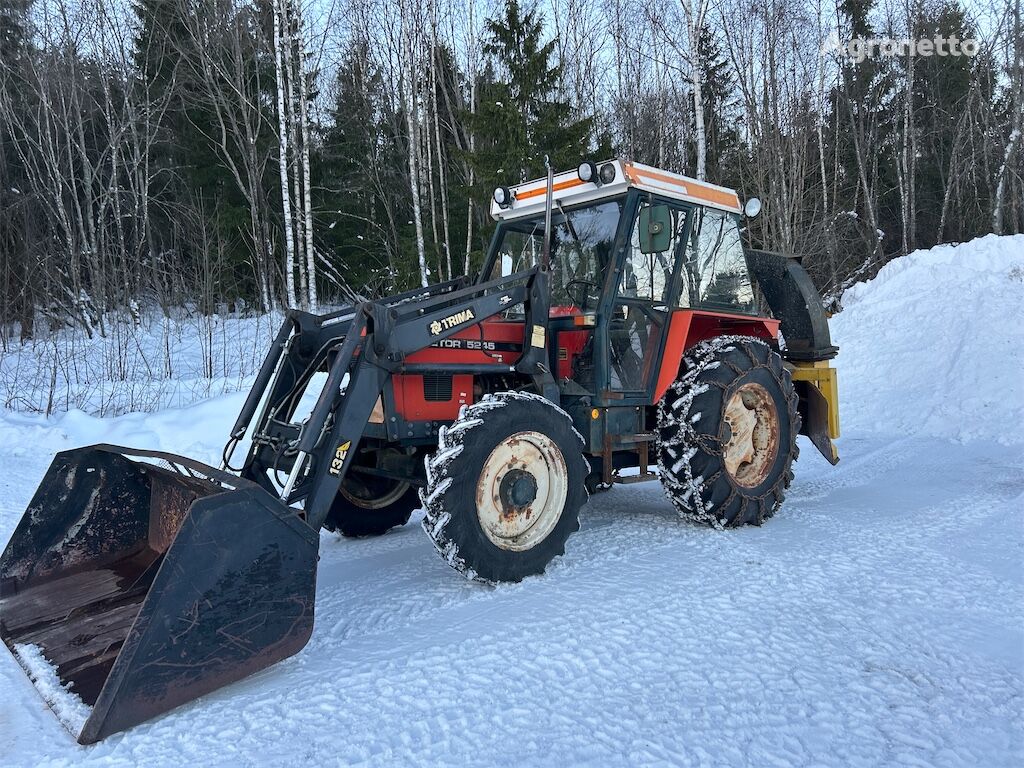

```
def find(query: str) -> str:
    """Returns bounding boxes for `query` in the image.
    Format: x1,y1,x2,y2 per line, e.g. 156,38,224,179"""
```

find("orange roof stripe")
515,177,586,201
684,181,741,211
623,162,741,212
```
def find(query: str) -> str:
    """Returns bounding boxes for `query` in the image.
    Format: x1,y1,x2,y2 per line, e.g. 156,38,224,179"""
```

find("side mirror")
639,205,672,253
744,198,762,218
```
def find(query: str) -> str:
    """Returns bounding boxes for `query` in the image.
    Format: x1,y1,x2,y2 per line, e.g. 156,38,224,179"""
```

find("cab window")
620,201,690,306
487,200,622,312
682,208,756,313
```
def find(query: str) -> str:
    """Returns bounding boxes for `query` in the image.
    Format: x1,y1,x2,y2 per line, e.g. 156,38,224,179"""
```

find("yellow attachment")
790,361,840,439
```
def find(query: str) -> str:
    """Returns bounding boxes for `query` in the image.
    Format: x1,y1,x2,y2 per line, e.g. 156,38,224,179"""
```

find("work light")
578,161,599,183
493,186,513,208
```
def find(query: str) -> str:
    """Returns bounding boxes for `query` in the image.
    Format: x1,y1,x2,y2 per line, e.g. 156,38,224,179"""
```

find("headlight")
598,163,617,184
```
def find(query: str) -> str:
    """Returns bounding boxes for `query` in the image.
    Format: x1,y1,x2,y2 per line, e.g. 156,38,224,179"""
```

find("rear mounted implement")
0,445,317,744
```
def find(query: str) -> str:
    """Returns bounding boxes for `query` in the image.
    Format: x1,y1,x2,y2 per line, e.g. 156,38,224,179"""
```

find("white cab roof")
489,160,743,221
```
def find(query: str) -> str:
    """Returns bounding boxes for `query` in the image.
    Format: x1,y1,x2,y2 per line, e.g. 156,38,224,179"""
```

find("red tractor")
0,160,839,742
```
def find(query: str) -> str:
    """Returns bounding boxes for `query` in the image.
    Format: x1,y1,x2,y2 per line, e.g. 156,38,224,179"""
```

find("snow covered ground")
0,235,1021,766
0,308,283,417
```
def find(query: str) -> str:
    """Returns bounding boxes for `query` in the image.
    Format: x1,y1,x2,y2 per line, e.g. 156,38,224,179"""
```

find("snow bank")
0,389,246,470
832,234,1024,444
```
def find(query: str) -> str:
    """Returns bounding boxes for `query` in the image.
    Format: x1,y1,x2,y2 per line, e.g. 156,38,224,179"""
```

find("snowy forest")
0,0,1020,413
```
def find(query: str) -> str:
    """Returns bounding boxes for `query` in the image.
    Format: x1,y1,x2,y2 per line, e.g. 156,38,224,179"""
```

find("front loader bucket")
0,445,318,744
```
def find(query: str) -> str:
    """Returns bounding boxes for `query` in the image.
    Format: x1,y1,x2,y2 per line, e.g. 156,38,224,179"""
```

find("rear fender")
653,310,780,402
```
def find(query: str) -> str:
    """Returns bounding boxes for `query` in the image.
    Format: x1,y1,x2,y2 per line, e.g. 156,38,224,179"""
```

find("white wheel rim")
476,431,568,552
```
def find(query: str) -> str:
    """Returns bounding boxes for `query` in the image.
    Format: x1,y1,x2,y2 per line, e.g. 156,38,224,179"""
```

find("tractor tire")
657,335,800,528
421,391,588,584
323,472,419,538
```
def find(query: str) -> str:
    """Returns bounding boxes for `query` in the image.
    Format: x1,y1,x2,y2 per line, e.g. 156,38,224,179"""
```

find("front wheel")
657,336,800,527
421,392,588,583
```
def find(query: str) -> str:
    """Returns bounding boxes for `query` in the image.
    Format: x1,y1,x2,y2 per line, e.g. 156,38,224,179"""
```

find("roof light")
598,163,617,184
493,186,513,208
577,161,599,183
744,197,762,218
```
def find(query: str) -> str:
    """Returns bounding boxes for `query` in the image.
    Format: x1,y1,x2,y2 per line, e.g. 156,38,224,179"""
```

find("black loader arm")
231,267,552,530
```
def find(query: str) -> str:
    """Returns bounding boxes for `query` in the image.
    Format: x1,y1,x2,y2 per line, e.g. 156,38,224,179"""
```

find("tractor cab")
481,160,769,410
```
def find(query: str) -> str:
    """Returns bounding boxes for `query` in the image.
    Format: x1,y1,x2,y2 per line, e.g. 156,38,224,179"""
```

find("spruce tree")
469,0,592,192
133,0,278,302
0,0,33,336
910,1,991,244
317,39,397,293
694,24,738,185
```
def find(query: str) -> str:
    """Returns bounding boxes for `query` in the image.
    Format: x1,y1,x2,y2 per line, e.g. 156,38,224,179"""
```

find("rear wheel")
421,391,588,583
323,453,419,537
657,336,800,527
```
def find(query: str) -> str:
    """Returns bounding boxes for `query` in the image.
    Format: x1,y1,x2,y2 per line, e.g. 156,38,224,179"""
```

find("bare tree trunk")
899,1,918,254
272,0,298,307
684,0,710,180
463,0,478,276
994,0,1023,234
280,0,307,306
402,6,429,287
293,4,317,311
428,7,453,282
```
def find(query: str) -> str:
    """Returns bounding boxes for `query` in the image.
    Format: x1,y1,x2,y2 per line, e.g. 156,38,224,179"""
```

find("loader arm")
233,266,552,530
226,274,472,448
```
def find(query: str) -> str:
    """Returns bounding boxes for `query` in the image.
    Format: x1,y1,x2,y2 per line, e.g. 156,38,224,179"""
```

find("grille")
422,374,453,402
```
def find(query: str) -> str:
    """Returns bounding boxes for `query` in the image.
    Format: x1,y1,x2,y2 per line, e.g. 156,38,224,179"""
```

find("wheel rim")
340,471,410,510
722,382,781,488
477,431,568,552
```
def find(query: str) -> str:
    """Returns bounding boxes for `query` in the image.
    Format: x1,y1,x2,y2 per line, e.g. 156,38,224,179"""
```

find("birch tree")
646,0,711,179
993,0,1023,234
272,0,299,307
400,0,430,287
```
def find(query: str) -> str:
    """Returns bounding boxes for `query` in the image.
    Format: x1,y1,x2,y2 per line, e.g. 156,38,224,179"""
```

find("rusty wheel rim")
340,475,410,510
722,383,780,488
477,431,568,552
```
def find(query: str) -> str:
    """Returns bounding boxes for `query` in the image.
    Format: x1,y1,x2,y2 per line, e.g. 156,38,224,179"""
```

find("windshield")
486,199,623,311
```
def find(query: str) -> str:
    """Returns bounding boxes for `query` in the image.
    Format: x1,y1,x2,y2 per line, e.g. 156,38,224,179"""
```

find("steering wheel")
565,278,600,309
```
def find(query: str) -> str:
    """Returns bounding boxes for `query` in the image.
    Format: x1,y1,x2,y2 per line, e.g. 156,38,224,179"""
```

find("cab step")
601,432,659,485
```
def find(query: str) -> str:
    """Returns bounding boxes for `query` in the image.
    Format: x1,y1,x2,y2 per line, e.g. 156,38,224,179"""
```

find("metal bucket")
0,445,318,744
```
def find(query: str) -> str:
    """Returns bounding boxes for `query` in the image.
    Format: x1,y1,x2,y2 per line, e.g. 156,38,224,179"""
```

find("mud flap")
0,445,318,744
800,382,839,465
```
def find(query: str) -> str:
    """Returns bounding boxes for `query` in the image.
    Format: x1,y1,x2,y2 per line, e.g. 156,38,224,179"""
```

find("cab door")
602,197,694,399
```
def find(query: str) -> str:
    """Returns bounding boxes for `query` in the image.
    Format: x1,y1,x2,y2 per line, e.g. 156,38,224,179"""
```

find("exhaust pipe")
0,445,318,744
